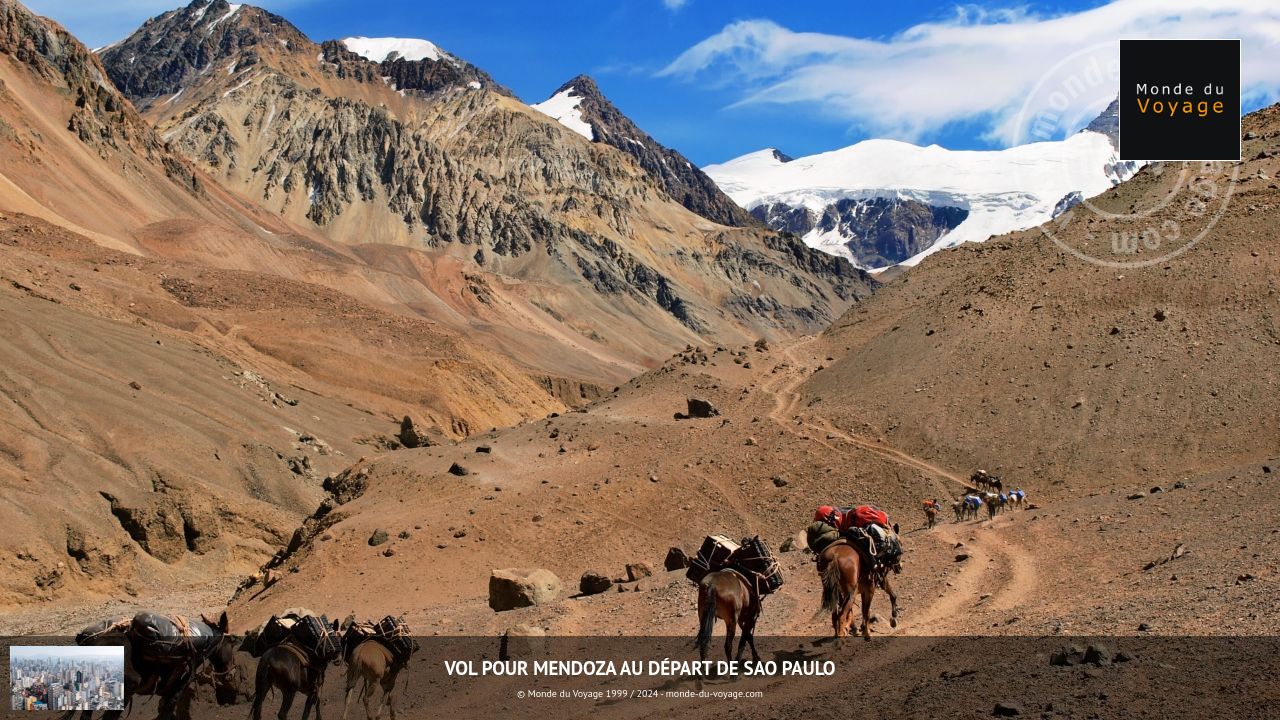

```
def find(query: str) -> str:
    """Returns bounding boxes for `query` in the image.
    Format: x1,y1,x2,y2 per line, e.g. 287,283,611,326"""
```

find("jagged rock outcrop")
1084,98,1120,147
319,39,508,98
750,202,816,236
101,1,507,110
99,0,310,107
0,0,201,187
751,197,968,269
533,75,756,227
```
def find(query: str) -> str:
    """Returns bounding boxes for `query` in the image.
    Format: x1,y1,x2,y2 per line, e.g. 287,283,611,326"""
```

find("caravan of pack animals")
55,474,1033,719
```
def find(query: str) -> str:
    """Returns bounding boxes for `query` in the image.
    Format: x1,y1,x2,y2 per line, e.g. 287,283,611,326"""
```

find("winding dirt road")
759,337,1038,638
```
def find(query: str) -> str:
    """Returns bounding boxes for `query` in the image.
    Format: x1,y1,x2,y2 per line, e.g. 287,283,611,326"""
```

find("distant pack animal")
983,492,1001,519
1009,489,1027,509
971,470,1004,492
923,500,939,529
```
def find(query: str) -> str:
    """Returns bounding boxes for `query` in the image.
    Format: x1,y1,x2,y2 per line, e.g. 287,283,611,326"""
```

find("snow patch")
530,87,594,140
342,36,444,63
206,3,242,34
467,81,481,90
705,132,1142,269
222,77,252,98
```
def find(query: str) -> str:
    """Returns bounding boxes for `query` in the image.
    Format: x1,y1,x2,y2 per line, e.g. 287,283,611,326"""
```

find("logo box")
1119,39,1240,161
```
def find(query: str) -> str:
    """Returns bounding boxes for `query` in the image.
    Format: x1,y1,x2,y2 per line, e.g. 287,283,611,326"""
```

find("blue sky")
24,0,1280,165
11,645,123,660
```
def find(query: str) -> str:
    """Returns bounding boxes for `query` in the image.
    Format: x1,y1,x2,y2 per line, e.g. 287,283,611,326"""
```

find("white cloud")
663,0,688,11
661,0,1280,146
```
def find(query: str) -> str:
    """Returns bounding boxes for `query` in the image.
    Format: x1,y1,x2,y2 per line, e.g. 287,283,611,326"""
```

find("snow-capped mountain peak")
530,84,594,140
341,36,445,63
704,103,1138,270
528,74,755,227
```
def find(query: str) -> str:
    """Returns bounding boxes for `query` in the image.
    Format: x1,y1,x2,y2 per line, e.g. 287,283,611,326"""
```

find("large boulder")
685,398,719,419
626,562,653,582
579,571,613,596
489,568,562,611
663,547,690,571
398,416,430,448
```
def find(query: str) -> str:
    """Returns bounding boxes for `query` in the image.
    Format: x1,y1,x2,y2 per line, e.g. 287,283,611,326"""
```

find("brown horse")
340,640,413,720
817,542,899,641
923,504,939,529
695,569,761,663
251,634,340,720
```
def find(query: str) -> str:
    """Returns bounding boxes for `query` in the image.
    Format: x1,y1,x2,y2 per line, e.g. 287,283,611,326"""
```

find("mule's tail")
819,557,848,617
695,584,718,660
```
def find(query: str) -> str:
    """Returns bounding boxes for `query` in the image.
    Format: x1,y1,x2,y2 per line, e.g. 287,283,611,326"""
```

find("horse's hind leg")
340,677,356,720
722,616,736,664
364,678,379,720
734,618,748,662
176,686,195,720
378,670,399,720
278,689,296,720
835,594,855,639
341,674,363,720
859,581,874,641
251,687,266,720
883,576,900,628
741,611,761,662
155,690,192,720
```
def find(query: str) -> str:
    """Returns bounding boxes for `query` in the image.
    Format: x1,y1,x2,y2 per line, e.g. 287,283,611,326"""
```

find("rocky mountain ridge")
98,1,873,370
0,0,203,190
532,74,756,227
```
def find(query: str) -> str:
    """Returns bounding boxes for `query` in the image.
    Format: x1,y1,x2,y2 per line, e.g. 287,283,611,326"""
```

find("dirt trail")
767,339,962,491
758,337,1037,637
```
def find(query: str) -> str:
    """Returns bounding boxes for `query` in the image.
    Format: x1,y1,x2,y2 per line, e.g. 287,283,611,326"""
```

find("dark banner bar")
5,636,1279,718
